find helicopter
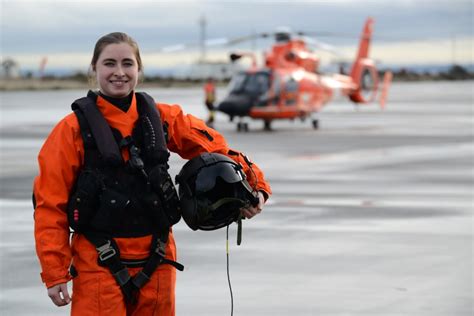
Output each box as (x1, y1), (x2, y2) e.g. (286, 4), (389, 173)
(216, 17), (393, 131)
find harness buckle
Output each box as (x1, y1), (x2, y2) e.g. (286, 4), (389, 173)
(96, 240), (117, 262)
(155, 239), (166, 257)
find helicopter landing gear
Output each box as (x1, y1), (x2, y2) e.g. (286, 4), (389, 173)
(311, 112), (319, 130)
(237, 121), (249, 132)
(263, 120), (272, 131)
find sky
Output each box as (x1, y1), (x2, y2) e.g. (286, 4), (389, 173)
(1, 0), (473, 75)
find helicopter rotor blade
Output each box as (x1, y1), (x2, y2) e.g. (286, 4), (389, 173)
(300, 36), (341, 56)
(204, 37), (230, 46)
(157, 29), (355, 55)
(225, 33), (272, 45)
(160, 44), (189, 53)
(158, 33), (272, 53)
(296, 31), (358, 38)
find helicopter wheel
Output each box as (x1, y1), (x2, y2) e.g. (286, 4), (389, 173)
(312, 119), (319, 129)
(237, 122), (249, 132)
(263, 120), (272, 131)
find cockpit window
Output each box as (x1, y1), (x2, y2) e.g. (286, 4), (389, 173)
(228, 73), (246, 93)
(285, 77), (298, 92)
(228, 72), (270, 95)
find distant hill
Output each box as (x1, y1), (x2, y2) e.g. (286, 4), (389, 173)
(381, 64), (474, 81)
(7, 63), (474, 84)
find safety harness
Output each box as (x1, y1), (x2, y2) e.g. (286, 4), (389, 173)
(67, 90), (183, 304)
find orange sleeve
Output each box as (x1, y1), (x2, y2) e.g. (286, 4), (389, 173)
(33, 113), (84, 288)
(158, 103), (271, 198)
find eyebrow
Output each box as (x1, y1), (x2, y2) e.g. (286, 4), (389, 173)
(102, 58), (135, 63)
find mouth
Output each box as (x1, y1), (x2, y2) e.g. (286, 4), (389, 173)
(109, 80), (129, 86)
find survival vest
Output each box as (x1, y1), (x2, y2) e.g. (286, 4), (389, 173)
(67, 90), (183, 304)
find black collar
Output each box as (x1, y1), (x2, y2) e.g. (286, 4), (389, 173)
(99, 91), (133, 112)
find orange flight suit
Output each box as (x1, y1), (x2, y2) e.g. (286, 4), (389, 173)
(34, 92), (271, 315)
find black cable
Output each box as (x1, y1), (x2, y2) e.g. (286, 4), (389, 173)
(226, 225), (234, 316)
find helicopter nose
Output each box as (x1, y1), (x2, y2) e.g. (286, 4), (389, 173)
(217, 95), (254, 117)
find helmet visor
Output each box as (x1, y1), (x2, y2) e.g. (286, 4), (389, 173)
(195, 163), (244, 193)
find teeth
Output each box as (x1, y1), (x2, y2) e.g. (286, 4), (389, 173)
(110, 80), (128, 86)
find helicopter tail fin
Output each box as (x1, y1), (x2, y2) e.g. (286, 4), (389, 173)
(349, 17), (379, 103)
(355, 17), (374, 61)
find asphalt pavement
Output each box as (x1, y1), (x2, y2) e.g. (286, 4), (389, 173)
(0, 81), (472, 315)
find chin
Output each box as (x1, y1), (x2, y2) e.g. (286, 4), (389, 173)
(106, 88), (132, 98)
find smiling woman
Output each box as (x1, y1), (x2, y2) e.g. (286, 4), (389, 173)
(32, 31), (271, 316)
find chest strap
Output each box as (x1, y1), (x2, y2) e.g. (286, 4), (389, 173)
(71, 90), (170, 166)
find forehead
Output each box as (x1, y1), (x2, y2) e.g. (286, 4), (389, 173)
(98, 42), (137, 60)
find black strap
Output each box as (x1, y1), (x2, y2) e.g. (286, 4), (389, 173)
(72, 91), (169, 167)
(132, 232), (184, 289)
(72, 91), (122, 166)
(135, 92), (169, 164)
(84, 232), (138, 303)
(73, 109), (98, 167)
(84, 231), (183, 305)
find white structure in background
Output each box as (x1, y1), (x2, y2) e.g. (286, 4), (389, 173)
(1, 58), (20, 79)
(188, 61), (241, 80)
(155, 15), (252, 80)
(173, 61), (241, 80)
(172, 15), (244, 80)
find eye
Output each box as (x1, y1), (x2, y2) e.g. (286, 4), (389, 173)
(104, 61), (115, 67)
(123, 61), (135, 67)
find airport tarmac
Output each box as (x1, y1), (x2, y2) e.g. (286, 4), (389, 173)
(0, 81), (472, 315)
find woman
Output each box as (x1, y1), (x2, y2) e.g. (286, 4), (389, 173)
(33, 32), (271, 316)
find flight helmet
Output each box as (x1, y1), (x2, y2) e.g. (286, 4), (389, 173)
(175, 152), (257, 231)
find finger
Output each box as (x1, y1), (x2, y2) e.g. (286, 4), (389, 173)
(257, 191), (265, 208)
(241, 207), (261, 219)
(49, 292), (66, 306)
(48, 286), (70, 306)
(240, 208), (254, 219)
(60, 283), (71, 304)
(48, 287), (60, 306)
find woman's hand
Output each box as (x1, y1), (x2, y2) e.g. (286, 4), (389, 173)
(47, 282), (71, 306)
(241, 191), (265, 219)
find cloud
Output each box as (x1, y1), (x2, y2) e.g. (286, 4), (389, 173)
(2, 0), (472, 69)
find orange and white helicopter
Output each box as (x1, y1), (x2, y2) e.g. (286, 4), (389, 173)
(216, 17), (392, 131)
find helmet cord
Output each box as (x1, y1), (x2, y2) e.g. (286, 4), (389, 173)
(226, 225), (234, 316)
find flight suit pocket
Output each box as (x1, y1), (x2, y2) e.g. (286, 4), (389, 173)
(67, 169), (102, 232)
(91, 189), (130, 233)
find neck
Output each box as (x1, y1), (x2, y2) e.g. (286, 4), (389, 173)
(99, 91), (133, 112)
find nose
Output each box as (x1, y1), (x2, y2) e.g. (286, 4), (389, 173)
(114, 65), (125, 77)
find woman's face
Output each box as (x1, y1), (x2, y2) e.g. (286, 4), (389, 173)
(94, 43), (139, 98)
